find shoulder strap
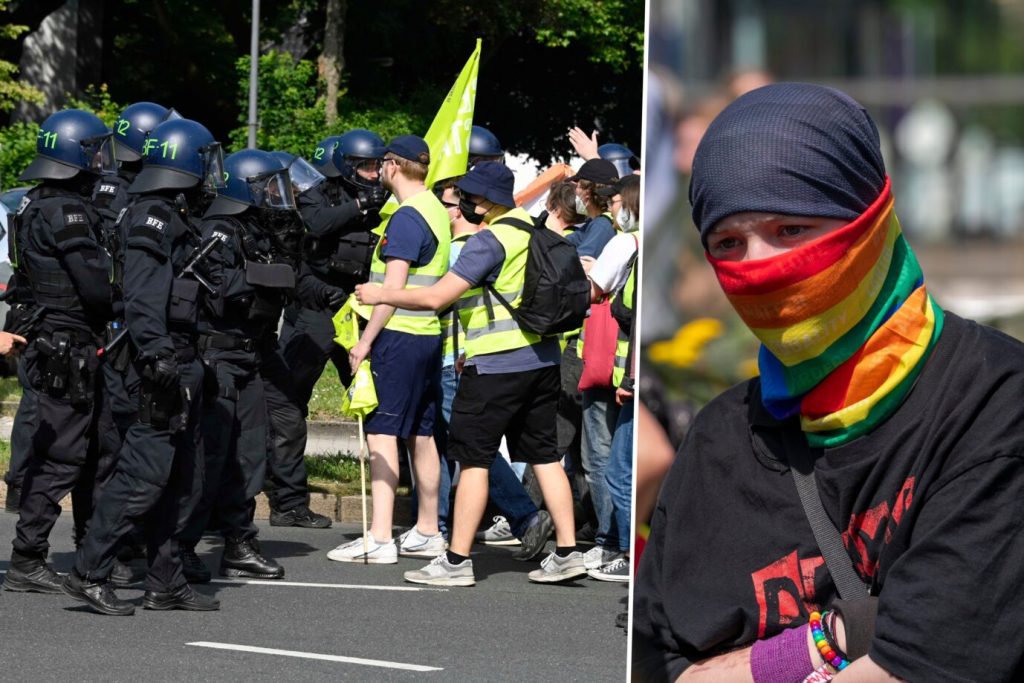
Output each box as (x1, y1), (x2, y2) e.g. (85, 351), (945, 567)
(785, 437), (870, 600)
(489, 215), (535, 232)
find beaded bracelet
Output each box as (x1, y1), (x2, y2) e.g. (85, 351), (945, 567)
(809, 611), (850, 672)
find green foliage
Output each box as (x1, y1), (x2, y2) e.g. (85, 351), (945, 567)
(305, 454), (361, 483)
(533, 0), (646, 73)
(0, 121), (38, 190)
(228, 51), (430, 156)
(66, 84), (126, 128)
(0, 0), (43, 113)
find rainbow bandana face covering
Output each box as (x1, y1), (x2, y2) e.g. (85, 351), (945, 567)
(707, 178), (944, 447)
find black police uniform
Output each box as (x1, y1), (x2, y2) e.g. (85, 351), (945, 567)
(9, 180), (113, 568)
(272, 180), (376, 513)
(180, 212), (297, 567)
(74, 194), (206, 593)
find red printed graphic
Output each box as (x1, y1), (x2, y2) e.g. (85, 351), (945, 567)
(751, 476), (915, 637)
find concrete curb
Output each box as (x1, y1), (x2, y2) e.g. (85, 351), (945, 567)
(0, 481), (413, 526)
(1, 413), (362, 457)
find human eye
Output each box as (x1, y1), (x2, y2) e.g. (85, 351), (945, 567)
(709, 234), (744, 257)
(778, 224), (811, 238)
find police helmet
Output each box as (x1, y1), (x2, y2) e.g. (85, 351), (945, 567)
(598, 143), (640, 178)
(311, 135), (344, 178)
(468, 125), (505, 166)
(19, 109), (116, 182)
(270, 151), (326, 195)
(112, 102), (182, 163)
(128, 118), (225, 195)
(206, 149), (296, 217)
(334, 129), (385, 190)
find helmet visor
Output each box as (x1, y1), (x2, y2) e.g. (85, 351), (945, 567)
(250, 169), (296, 210)
(82, 134), (117, 175)
(200, 143), (226, 193)
(287, 156), (326, 193)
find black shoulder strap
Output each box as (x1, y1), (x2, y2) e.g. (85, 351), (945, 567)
(785, 436), (870, 600)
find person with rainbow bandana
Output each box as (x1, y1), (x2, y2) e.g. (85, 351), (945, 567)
(632, 83), (1024, 682)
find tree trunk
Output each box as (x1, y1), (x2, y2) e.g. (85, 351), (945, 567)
(319, 0), (346, 126)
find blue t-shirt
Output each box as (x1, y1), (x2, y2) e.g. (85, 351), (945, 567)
(450, 230), (560, 375)
(565, 213), (616, 258)
(380, 206), (437, 267)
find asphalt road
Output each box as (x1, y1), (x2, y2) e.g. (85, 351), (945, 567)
(0, 512), (628, 681)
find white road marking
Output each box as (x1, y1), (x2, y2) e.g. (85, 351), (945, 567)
(209, 578), (447, 592)
(187, 641), (443, 672)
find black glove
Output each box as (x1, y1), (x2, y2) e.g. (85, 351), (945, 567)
(318, 284), (347, 311)
(142, 352), (180, 392)
(356, 185), (387, 212)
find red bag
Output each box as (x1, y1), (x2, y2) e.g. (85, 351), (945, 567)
(577, 300), (618, 391)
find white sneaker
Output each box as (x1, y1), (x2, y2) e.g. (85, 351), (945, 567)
(474, 516), (520, 546)
(397, 527), (447, 558)
(404, 554), (475, 587)
(528, 550), (588, 583)
(326, 534), (397, 564)
(584, 545), (623, 570)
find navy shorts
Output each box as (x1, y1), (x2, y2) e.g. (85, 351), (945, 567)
(363, 328), (440, 438)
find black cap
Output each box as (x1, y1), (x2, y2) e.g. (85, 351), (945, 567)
(569, 158), (619, 185)
(385, 134), (430, 165)
(456, 161), (516, 208)
(595, 173), (640, 197)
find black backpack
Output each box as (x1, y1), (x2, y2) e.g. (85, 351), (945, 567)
(487, 215), (590, 336)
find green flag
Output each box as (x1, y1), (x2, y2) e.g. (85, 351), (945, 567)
(351, 41), (481, 321)
(378, 39), (481, 221)
(423, 38), (481, 186)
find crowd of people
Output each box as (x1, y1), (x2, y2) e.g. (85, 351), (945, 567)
(0, 99), (640, 615)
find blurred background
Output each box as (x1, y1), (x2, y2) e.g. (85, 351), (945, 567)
(642, 0), (1024, 437)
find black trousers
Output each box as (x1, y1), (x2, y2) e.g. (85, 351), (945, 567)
(12, 338), (104, 558)
(74, 358), (204, 593)
(261, 338), (310, 512)
(4, 357), (38, 490)
(274, 305), (351, 511)
(180, 346), (267, 547)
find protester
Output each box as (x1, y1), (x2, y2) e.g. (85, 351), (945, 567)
(326, 135), (451, 565)
(355, 162), (586, 586)
(633, 83), (1024, 682)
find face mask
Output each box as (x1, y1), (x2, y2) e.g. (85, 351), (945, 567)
(617, 207), (637, 232)
(574, 194), (588, 215)
(460, 197), (486, 225)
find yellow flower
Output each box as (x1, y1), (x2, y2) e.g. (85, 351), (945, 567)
(648, 318), (725, 368)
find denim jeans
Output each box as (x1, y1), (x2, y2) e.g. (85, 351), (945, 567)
(434, 365), (538, 539)
(606, 399), (634, 553)
(581, 386), (621, 549)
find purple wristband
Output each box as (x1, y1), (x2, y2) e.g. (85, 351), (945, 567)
(750, 624), (813, 683)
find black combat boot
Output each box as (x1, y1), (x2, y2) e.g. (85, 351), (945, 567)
(270, 505), (332, 529)
(3, 550), (64, 593)
(4, 483), (19, 513)
(61, 569), (135, 616)
(220, 538), (284, 579)
(182, 546), (212, 584)
(109, 559), (135, 588)
(143, 583), (220, 611)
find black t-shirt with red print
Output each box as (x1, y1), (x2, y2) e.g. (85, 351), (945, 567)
(632, 313), (1024, 683)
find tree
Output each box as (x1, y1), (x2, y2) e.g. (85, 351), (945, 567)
(319, 0), (346, 125)
(0, 0), (42, 113)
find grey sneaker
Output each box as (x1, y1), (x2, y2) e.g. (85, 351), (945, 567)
(584, 545), (624, 570)
(474, 516), (520, 546)
(398, 526), (447, 558)
(528, 550), (587, 583)
(588, 556), (631, 582)
(404, 554), (475, 587)
(511, 511), (554, 561)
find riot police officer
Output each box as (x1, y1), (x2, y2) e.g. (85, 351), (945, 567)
(468, 125), (505, 167)
(3, 109), (116, 594)
(179, 149), (299, 580)
(597, 142), (640, 179)
(94, 102), (180, 568)
(272, 130), (387, 528)
(63, 117), (224, 615)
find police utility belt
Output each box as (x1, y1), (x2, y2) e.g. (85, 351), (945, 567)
(199, 333), (258, 353)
